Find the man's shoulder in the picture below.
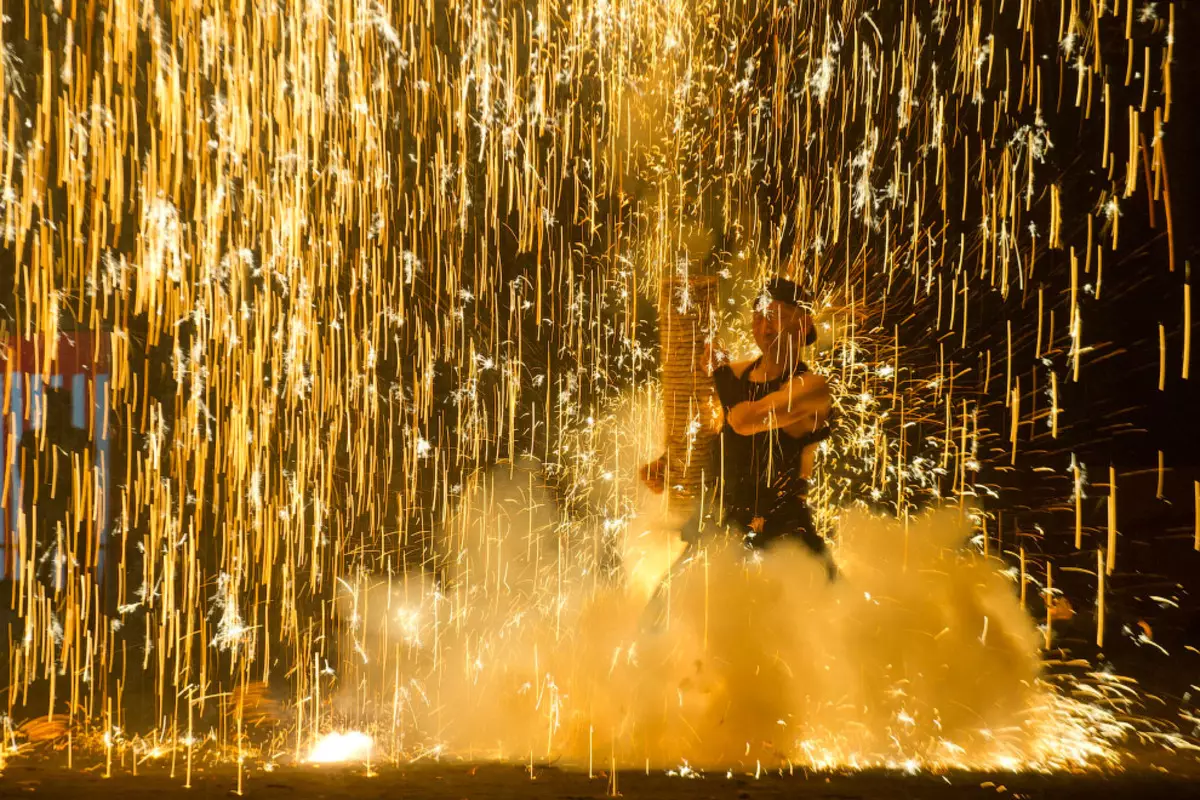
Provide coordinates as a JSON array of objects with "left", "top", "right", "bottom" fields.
[
  {"left": 783, "top": 369, "right": 830, "bottom": 396},
  {"left": 729, "top": 358, "right": 756, "bottom": 378}
]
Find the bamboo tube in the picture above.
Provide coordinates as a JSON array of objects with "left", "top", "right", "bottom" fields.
[{"left": 658, "top": 274, "right": 719, "bottom": 519}]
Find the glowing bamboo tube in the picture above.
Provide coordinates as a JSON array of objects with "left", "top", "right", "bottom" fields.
[{"left": 658, "top": 274, "right": 719, "bottom": 519}]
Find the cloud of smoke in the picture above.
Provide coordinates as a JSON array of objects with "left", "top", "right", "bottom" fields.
[{"left": 333, "top": 435, "right": 1118, "bottom": 771}]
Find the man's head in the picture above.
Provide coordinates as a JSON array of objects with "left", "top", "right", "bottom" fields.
[{"left": 751, "top": 277, "right": 817, "bottom": 361}]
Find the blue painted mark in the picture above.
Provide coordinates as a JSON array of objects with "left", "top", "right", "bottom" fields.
[
  {"left": 29, "top": 374, "right": 43, "bottom": 430},
  {"left": 71, "top": 374, "right": 85, "bottom": 428}
]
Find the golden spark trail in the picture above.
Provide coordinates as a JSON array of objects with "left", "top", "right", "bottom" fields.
[{"left": 0, "top": 0, "right": 1193, "bottom": 780}]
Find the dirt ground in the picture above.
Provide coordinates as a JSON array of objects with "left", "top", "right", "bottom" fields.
[{"left": 3, "top": 759, "right": 1200, "bottom": 800}]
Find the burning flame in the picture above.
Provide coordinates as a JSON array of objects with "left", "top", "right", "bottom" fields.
[{"left": 308, "top": 731, "right": 373, "bottom": 764}]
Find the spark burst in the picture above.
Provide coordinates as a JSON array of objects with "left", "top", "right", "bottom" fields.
[{"left": 0, "top": 0, "right": 1195, "bottom": 782}]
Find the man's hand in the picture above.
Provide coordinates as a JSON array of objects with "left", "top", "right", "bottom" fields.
[
  {"left": 725, "top": 372, "right": 830, "bottom": 436},
  {"left": 639, "top": 454, "right": 668, "bottom": 494},
  {"left": 694, "top": 341, "right": 727, "bottom": 376}
]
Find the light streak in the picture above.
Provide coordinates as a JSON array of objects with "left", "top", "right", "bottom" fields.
[{"left": 0, "top": 0, "right": 1189, "bottom": 782}]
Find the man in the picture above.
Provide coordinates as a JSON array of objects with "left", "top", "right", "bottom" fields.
[{"left": 642, "top": 277, "right": 836, "bottom": 575}]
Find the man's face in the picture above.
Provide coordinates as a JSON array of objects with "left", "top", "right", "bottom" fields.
[{"left": 751, "top": 300, "right": 812, "bottom": 359}]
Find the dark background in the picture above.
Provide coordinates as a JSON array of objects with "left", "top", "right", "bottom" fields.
[{"left": 0, "top": 0, "right": 1195, "bottom": 722}]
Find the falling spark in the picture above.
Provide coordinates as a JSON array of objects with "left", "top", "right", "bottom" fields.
[{"left": 0, "top": 0, "right": 1190, "bottom": 783}]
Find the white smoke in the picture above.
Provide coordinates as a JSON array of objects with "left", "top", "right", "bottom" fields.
[{"left": 327, "top": 394, "right": 1123, "bottom": 771}]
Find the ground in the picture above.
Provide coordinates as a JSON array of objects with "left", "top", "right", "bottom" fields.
[{"left": 4, "top": 759, "right": 1200, "bottom": 799}]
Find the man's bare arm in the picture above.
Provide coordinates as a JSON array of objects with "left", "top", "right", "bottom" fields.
[{"left": 726, "top": 373, "right": 829, "bottom": 436}]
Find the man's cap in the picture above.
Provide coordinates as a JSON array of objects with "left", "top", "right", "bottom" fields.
[
  {"left": 760, "top": 277, "right": 817, "bottom": 345},
  {"left": 764, "top": 277, "right": 810, "bottom": 307}
]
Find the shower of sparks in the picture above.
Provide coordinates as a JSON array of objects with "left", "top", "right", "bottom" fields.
[
  {"left": 0, "top": 0, "right": 1194, "bottom": 780},
  {"left": 308, "top": 730, "right": 373, "bottom": 764}
]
